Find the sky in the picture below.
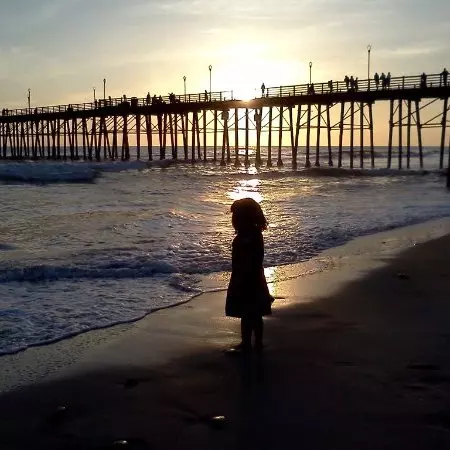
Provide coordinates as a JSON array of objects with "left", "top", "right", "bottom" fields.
[{"left": 0, "top": 0, "right": 449, "bottom": 144}]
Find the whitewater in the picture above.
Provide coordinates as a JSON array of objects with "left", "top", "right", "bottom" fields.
[{"left": 0, "top": 146, "right": 449, "bottom": 355}]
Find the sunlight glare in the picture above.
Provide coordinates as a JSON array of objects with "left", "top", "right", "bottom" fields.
[
  {"left": 228, "top": 178, "right": 263, "bottom": 203},
  {"left": 264, "top": 266, "right": 277, "bottom": 297}
]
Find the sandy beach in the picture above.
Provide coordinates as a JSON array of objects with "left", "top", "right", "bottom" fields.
[{"left": 1, "top": 218, "right": 450, "bottom": 450}]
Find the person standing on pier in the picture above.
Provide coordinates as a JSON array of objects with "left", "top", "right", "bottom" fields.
[
  {"left": 441, "top": 68, "right": 448, "bottom": 86},
  {"left": 421, "top": 73, "right": 427, "bottom": 88},
  {"left": 146, "top": 92, "right": 151, "bottom": 105},
  {"left": 225, "top": 198, "right": 273, "bottom": 353},
  {"left": 380, "top": 73, "right": 386, "bottom": 89},
  {"left": 344, "top": 75, "right": 350, "bottom": 90},
  {"left": 349, "top": 76, "right": 355, "bottom": 91},
  {"left": 328, "top": 80, "right": 333, "bottom": 92},
  {"left": 261, "top": 83, "right": 266, "bottom": 97},
  {"left": 386, "top": 72, "right": 391, "bottom": 88},
  {"left": 374, "top": 73, "right": 380, "bottom": 90}
]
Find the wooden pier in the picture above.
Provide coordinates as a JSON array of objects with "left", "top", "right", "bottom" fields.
[{"left": 1, "top": 72, "right": 450, "bottom": 171}]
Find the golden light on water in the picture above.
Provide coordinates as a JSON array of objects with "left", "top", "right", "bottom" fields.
[
  {"left": 228, "top": 178, "right": 263, "bottom": 203},
  {"left": 264, "top": 266, "right": 277, "bottom": 297}
]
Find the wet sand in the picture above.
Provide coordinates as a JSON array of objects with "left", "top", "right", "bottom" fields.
[{"left": 1, "top": 220, "right": 450, "bottom": 449}]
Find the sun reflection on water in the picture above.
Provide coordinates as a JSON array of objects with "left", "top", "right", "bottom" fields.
[
  {"left": 264, "top": 266, "right": 277, "bottom": 297},
  {"left": 228, "top": 178, "right": 263, "bottom": 203}
]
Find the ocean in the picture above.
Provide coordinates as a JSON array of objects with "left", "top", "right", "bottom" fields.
[{"left": 0, "top": 146, "right": 449, "bottom": 356}]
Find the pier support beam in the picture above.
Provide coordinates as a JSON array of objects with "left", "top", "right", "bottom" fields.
[
  {"left": 288, "top": 107, "right": 295, "bottom": 169},
  {"left": 245, "top": 108, "right": 250, "bottom": 167},
  {"left": 388, "top": 99, "right": 394, "bottom": 169},
  {"left": 440, "top": 97, "right": 448, "bottom": 169},
  {"left": 255, "top": 109, "right": 262, "bottom": 167},
  {"left": 326, "top": 105, "right": 332, "bottom": 166},
  {"left": 145, "top": 115, "right": 152, "bottom": 160},
  {"left": 294, "top": 105, "right": 301, "bottom": 168},
  {"left": 267, "top": 107, "right": 273, "bottom": 167},
  {"left": 305, "top": 104, "right": 311, "bottom": 168},
  {"left": 213, "top": 110, "right": 218, "bottom": 162},
  {"left": 277, "top": 107, "right": 283, "bottom": 167},
  {"left": 359, "top": 102, "right": 364, "bottom": 168},
  {"left": 350, "top": 101, "right": 354, "bottom": 169},
  {"left": 234, "top": 108, "right": 239, "bottom": 166},
  {"left": 415, "top": 100, "right": 423, "bottom": 168},
  {"left": 398, "top": 100, "right": 403, "bottom": 169},
  {"left": 315, "top": 104, "right": 321, "bottom": 167},
  {"left": 407, "top": 101, "right": 411, "bottom": 169},
  {"left": 338, "top": 102, "right": 344, "bottom": 168}
]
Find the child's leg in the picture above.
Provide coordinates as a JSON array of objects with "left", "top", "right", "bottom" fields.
[
  {"left": 253, "top": 316, "right": 264, "bottom": 348},
  {"left": 240, "top": 317, "right": 252, "bottom": 348}
]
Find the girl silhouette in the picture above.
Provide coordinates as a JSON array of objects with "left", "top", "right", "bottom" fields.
[{"left": 226, "top": 198, "right": 273, "bottom": 352}]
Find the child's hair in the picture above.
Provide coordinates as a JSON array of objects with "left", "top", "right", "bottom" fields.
[{"left": 231, "top": 198, "right": 267, "bottom": 232}]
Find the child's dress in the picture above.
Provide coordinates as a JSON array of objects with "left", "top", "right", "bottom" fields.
[{"left": 226, "top": 229, "right": 273, "bottom": 318}]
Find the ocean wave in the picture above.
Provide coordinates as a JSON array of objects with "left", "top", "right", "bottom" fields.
[
  {"left": 0, "top": 149, "right": 443, "bottom": 184},
  {"left": 0, "top": 162, "right": 99, "bottom": 183},
  {"left": 207, "top": 166, "right": 442, "bottom": 181},
  {"left": 0, "top": 158, "right": 187, "bottom": 184},
  {"left": 0, "top": 259, "right": 178, "bottom": 283}
]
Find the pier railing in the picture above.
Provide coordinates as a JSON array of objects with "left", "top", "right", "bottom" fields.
[
  {"left": 2, "top": 73, "right": 448, "bottom": 118},
  {"left": 264, "top": 73, "right": 445, "bottom": 98},
  {"left": 2, "top": 90, "right": 236, "bottom": 117}
]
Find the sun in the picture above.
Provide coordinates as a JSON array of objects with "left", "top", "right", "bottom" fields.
[{"left": 217, "top": 43, "right": 273, "bottom": 101}]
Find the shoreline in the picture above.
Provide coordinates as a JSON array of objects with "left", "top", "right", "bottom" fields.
[
  {"left": 1, "top": 218, "right": 450, "bottom": 448},
  {"left": 1, "top": 216, "right": 450, "bottom": 395}
]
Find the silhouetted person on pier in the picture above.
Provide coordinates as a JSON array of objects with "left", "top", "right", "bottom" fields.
[
  {"left": 386, "top": 72, "right": 391, "bottom": 88},
  {"left": 441, "top": 68, "right": 448, "bottom": 86},
  {"left": 354, "top": 77, "right": 359, "bottom": 92},
  {"left": 225, "top": 198, "right": 273, "bottom": 353},
  {"left": 108, "top": 96, "right": 112, "bottom": 105},
  {"left": 420, "top": 72, "right": 427, "bottom": 89},
  {"left": 380, "top": 73, "right": 386, "bottom": 89},
  {"left": 374, "top": 72, "right": 380, "bottom": 90},
  {"left": 349, "top": 76, "right": 355, "bottom": 91},
  {"left": 204, "top": 90, "right": 209, "bottom": 101},
  {"left": 152, "top": 95, "right": 157, "bottom": 105},
  {"left": 146, "top": 92, "right": 151, "bottom": 104},
  {"left": 344, "top": 75, "right": 350, "bottom": 90},
  {"left": 328, "top": 80, "right": 333, "bottom": 92},
  {"left": 308, "top": 83, "right": 315, "bottom": 94},
  {"left": 261, "top": 83, "right": 266, "bottom": 96}
]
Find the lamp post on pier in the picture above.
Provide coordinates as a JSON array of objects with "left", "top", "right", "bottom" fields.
[
  {"left": 183, "top": 76, "right": 186, "bottom": 101},
  {"left": 309, "top": 61, "right": 312, "bottom": 85},
  {"left": 103, "top": 78, "right": 106, "bottom": 100},
  {"left": 209, "top": 65, "right": 212, "bottom": 101},
  {"left": 367, "top": 45, "right": 372, "bottom": 90},
  {"left": 93, "top": 87, "right": 96, "bottom": 102},
  {"left": 27, "top": 88, "right": 31, "bottom": 110}
]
